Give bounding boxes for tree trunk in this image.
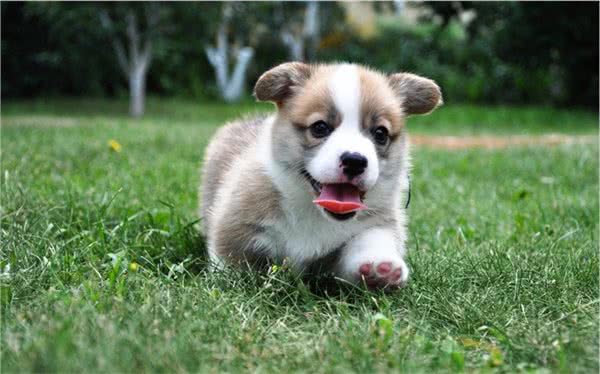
[205,4,254,102]
[280,1,319,61]
[282,31,304,61]
[129,66,146,118]
[393,0,404,15]
[222,47,254,102]
[99,8,155,118]
[304,1,319,61]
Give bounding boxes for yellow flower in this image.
[129,262,139,272]
[108,139,122,153]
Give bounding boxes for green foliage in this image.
[318,2,598,107]
[1,2,119,97]
[426,2,599,107]
[1,100,598,372]
[2,3,597,108]
[489,2,599,107]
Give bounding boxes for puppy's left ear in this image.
[388,73,443,115]
[254,62,313,105]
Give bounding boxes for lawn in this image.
[1,98,598,372]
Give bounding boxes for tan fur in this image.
[254,62,314,104]
[200,115,283,266]
[359,68,405,136]
[388,73,442,115]
[200,115,267,234]
[210,160,282,267]
[285,66,338,126]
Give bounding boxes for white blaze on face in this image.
[331,64,361,128]
[306,64,379,190]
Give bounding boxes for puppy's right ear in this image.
[254,62,312,105]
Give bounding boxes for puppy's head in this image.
[255,62,441,221]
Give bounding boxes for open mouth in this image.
[301,170,367,221]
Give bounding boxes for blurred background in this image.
[2,4,600,371]
[2,1,598,118]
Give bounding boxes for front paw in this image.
[337,227,409,289]
[356,259,408,289]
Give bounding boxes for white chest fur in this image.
[254,190,367,269]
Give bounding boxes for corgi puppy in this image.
[200,62,442,288]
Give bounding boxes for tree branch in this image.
[303,1,319,38]
[99,9,130,77]
[126,11,140,64]
[140,39,152,73]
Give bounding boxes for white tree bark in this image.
[205,4,254,102]
[304,2,319,38]
[222,47,254,102]
[129,64,147,118]
[281,31,304,61]
[280,2,319,62]
[100,8,157,118]
[393,0,404,16]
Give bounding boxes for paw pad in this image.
[376,262,392,275]
[359,263,372,276]
[358,260,406,289]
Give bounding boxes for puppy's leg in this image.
[335,227,409,288]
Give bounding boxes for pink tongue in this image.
[313,184,367,214]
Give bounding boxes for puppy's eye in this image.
[372,126,389,145]
[309,120,333,138]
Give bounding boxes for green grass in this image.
[2,97,598,134]
[1,99,598,372]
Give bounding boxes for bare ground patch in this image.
[411,134,597,150]
[1,116,78,128]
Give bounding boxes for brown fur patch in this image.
[254,62,314,104]
[359,68,405,136]
[284,66,339,126]
[200,115,267,234]
[388,73,442,115]
[211,162,283,267]
[275,66,345,150]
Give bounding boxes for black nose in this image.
[341,151,368,178]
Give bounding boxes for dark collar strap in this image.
[405,175,411,209]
